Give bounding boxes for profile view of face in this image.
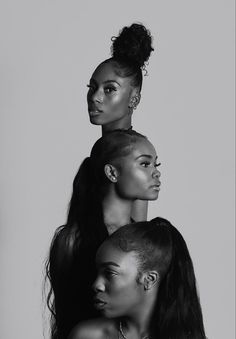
[93,241,144,318]
[114,138,161,201]
[87,61,134,129]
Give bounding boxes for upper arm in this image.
[131,199,148,221]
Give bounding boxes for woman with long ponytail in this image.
[46,129,161,338]
[69,217,206,339]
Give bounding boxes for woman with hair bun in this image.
[87,22,154,221]
[87,23,154,133]
[69,218,206,339]
[46,129,161,339]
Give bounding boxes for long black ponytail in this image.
[153,218,206,338]
[46,129,147,338]
[106,217,206,339]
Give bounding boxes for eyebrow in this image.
[135,154,158,160]
[90,79,121,86]
[99,261,120,268]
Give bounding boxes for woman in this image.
[46,129,161,338]
[87,22,154,221]
[69,217,206,339]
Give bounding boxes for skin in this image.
[113,138,161,201]
[87,61,137,134]
[102,138,161,234]
[68,241,158,339]
[68,318,137,339]
[93,242,144,318]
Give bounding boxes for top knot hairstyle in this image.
[102,23,154,90]
[111,23,154,69]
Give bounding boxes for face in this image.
[87,61,136,130]
[93,241,144,318]
[114,138,161,201]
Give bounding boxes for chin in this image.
[89,117,102,125]
[146,192,160,200]
[101,310,114,318]
[102,308,121,319]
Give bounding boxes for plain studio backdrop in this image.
[0,1,234,338]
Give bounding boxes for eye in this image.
[104,269,117,280]
[104,86,116,94]
[141,161,151,168]
[155,162,161,168]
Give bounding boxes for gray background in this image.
[0,1,235,338]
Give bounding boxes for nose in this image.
[88,87,103,104]
[92,275,105,293]
[152,166,161,179]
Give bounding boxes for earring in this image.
[129,95,140,110]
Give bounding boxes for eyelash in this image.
[104,270,116,279]
[87,84,95,90]
[141,162,161,168]
[86,84,116,94]
[104,87,116,94]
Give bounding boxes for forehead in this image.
[130,139,157,159]
[91,61,132,86]
[96,242,138,270]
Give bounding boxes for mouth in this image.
[94,297,107,310]
[151,182,161,191]
[88,107,103,116]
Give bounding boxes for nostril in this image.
[153,170,161,178]
[96,96,103,103]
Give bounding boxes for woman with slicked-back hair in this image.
[69,217,207,339]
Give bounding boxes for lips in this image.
[88,106,103,116]
[89,111,101,117]
[151,181,161,190]
[94,297,107,309]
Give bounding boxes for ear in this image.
[128,89,141,111]
[104,164,119,183]
[142,271,159,290]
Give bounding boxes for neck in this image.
[102,192,133,235]
[121,290,158,338]
[102,116,132,135]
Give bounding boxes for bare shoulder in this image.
[68,318,117,339]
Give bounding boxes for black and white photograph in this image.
[0,1,234,338]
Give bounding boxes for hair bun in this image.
[111,23,154,68]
